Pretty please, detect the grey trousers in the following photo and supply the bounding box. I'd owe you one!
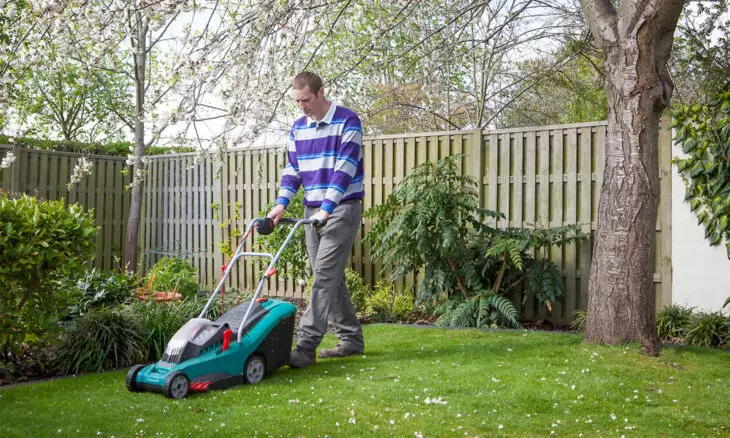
[296,200,364,351]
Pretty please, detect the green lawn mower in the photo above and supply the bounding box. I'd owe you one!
[126,217,322,399]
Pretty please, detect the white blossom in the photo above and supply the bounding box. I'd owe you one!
[1,151,16,169]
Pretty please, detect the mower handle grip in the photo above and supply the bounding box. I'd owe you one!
[257,217,326,235]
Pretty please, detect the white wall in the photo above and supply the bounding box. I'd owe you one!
[671,142,730,312]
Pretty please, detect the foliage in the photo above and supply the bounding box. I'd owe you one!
[571,310,587,332]
[672,83,730,256]
[364,280,414,323]
[54,307,147,374]
[504,41,608,127]
[8,49,134,142]
[436,290,519,329]
[671,1,730,104]
[345,268,369,314]
[363,154,498,301]
[257,189,309,281]
[0,134,194,157]
[71,269,139,315]
[145,257,199,299]
[364,155,585,328]
[481,225,586,312]
[656,304,694,339]
[684,312,730,349]
[0,194,97,354]
[124,299,202,362]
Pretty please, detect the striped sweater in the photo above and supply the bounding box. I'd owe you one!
[275,104,365,214]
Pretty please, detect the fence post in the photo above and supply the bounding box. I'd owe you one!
[10,147,21,193]
[658,111,673,309]
[471,129,484,205]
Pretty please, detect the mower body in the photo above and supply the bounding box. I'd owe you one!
[128,298,296,398]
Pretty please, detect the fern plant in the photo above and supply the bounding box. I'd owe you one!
[364,154,501,304]
[436,290,519,329]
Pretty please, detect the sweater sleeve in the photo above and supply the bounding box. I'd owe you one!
[275,129,301,208]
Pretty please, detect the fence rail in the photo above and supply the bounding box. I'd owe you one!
[0,117,673,323]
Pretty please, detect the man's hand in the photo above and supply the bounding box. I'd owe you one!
[310,209,330,223]
[267,204,286,225]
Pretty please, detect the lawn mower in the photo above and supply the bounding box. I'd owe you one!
[126,217,323,399]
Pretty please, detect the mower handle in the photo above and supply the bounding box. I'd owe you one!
[257,217,326,235]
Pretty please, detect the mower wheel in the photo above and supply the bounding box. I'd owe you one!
[163,371,190,399]
[126,365,145,392]
[244,355,266,384]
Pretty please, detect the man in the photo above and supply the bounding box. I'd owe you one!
[267,71,365,368]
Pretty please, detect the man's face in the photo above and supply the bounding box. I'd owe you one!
[293,86,325,119]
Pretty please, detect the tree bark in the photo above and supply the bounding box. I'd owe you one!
[124,12,149,272]
[580,0,683,356]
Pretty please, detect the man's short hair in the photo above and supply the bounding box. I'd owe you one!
[293,72,323,94]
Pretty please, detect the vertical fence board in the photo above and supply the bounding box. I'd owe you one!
[564,129,579,321]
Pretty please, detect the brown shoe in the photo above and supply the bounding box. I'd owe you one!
[317,344,364,359]
[289,347,316,368]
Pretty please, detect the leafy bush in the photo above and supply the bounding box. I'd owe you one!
[364,155,585,328]
[0,194,97,354]
[54,307,147,374]
[365,280,414,323]
[304,268,370,314]
[345,268,369,314]
[436,291,519,329]
[72,269,139,315]
[145,257,199,298]
[126,299,202,362]
[684,312,730,349]
[656,305,694,339]
[257,189,309,281]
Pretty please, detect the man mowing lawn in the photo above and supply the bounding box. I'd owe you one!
[267,71,365,368]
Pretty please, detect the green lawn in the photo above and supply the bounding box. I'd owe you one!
[1,325,728,437]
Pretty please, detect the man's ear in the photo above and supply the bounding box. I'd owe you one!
[317,87,325,100]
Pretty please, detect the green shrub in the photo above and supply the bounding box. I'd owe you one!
[345,268,369,314]
[125,299,201,362]
[257,189,309,281]
[72,269,139,315]
[146,257,199,299]
[656,305,694,339]
[365,280,414,323]
[305,268,369,313]
[684,312,730,349]
[0,194,97,354]
[54,307,146,374]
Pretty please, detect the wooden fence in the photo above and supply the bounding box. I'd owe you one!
[0,146,131,270]
[0,118,672,322]
[137,118,673,323]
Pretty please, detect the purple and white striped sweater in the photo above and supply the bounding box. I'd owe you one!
[275,104,365,214]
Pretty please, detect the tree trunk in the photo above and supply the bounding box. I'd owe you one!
[580,0,684,356]
[123,13,148,272]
